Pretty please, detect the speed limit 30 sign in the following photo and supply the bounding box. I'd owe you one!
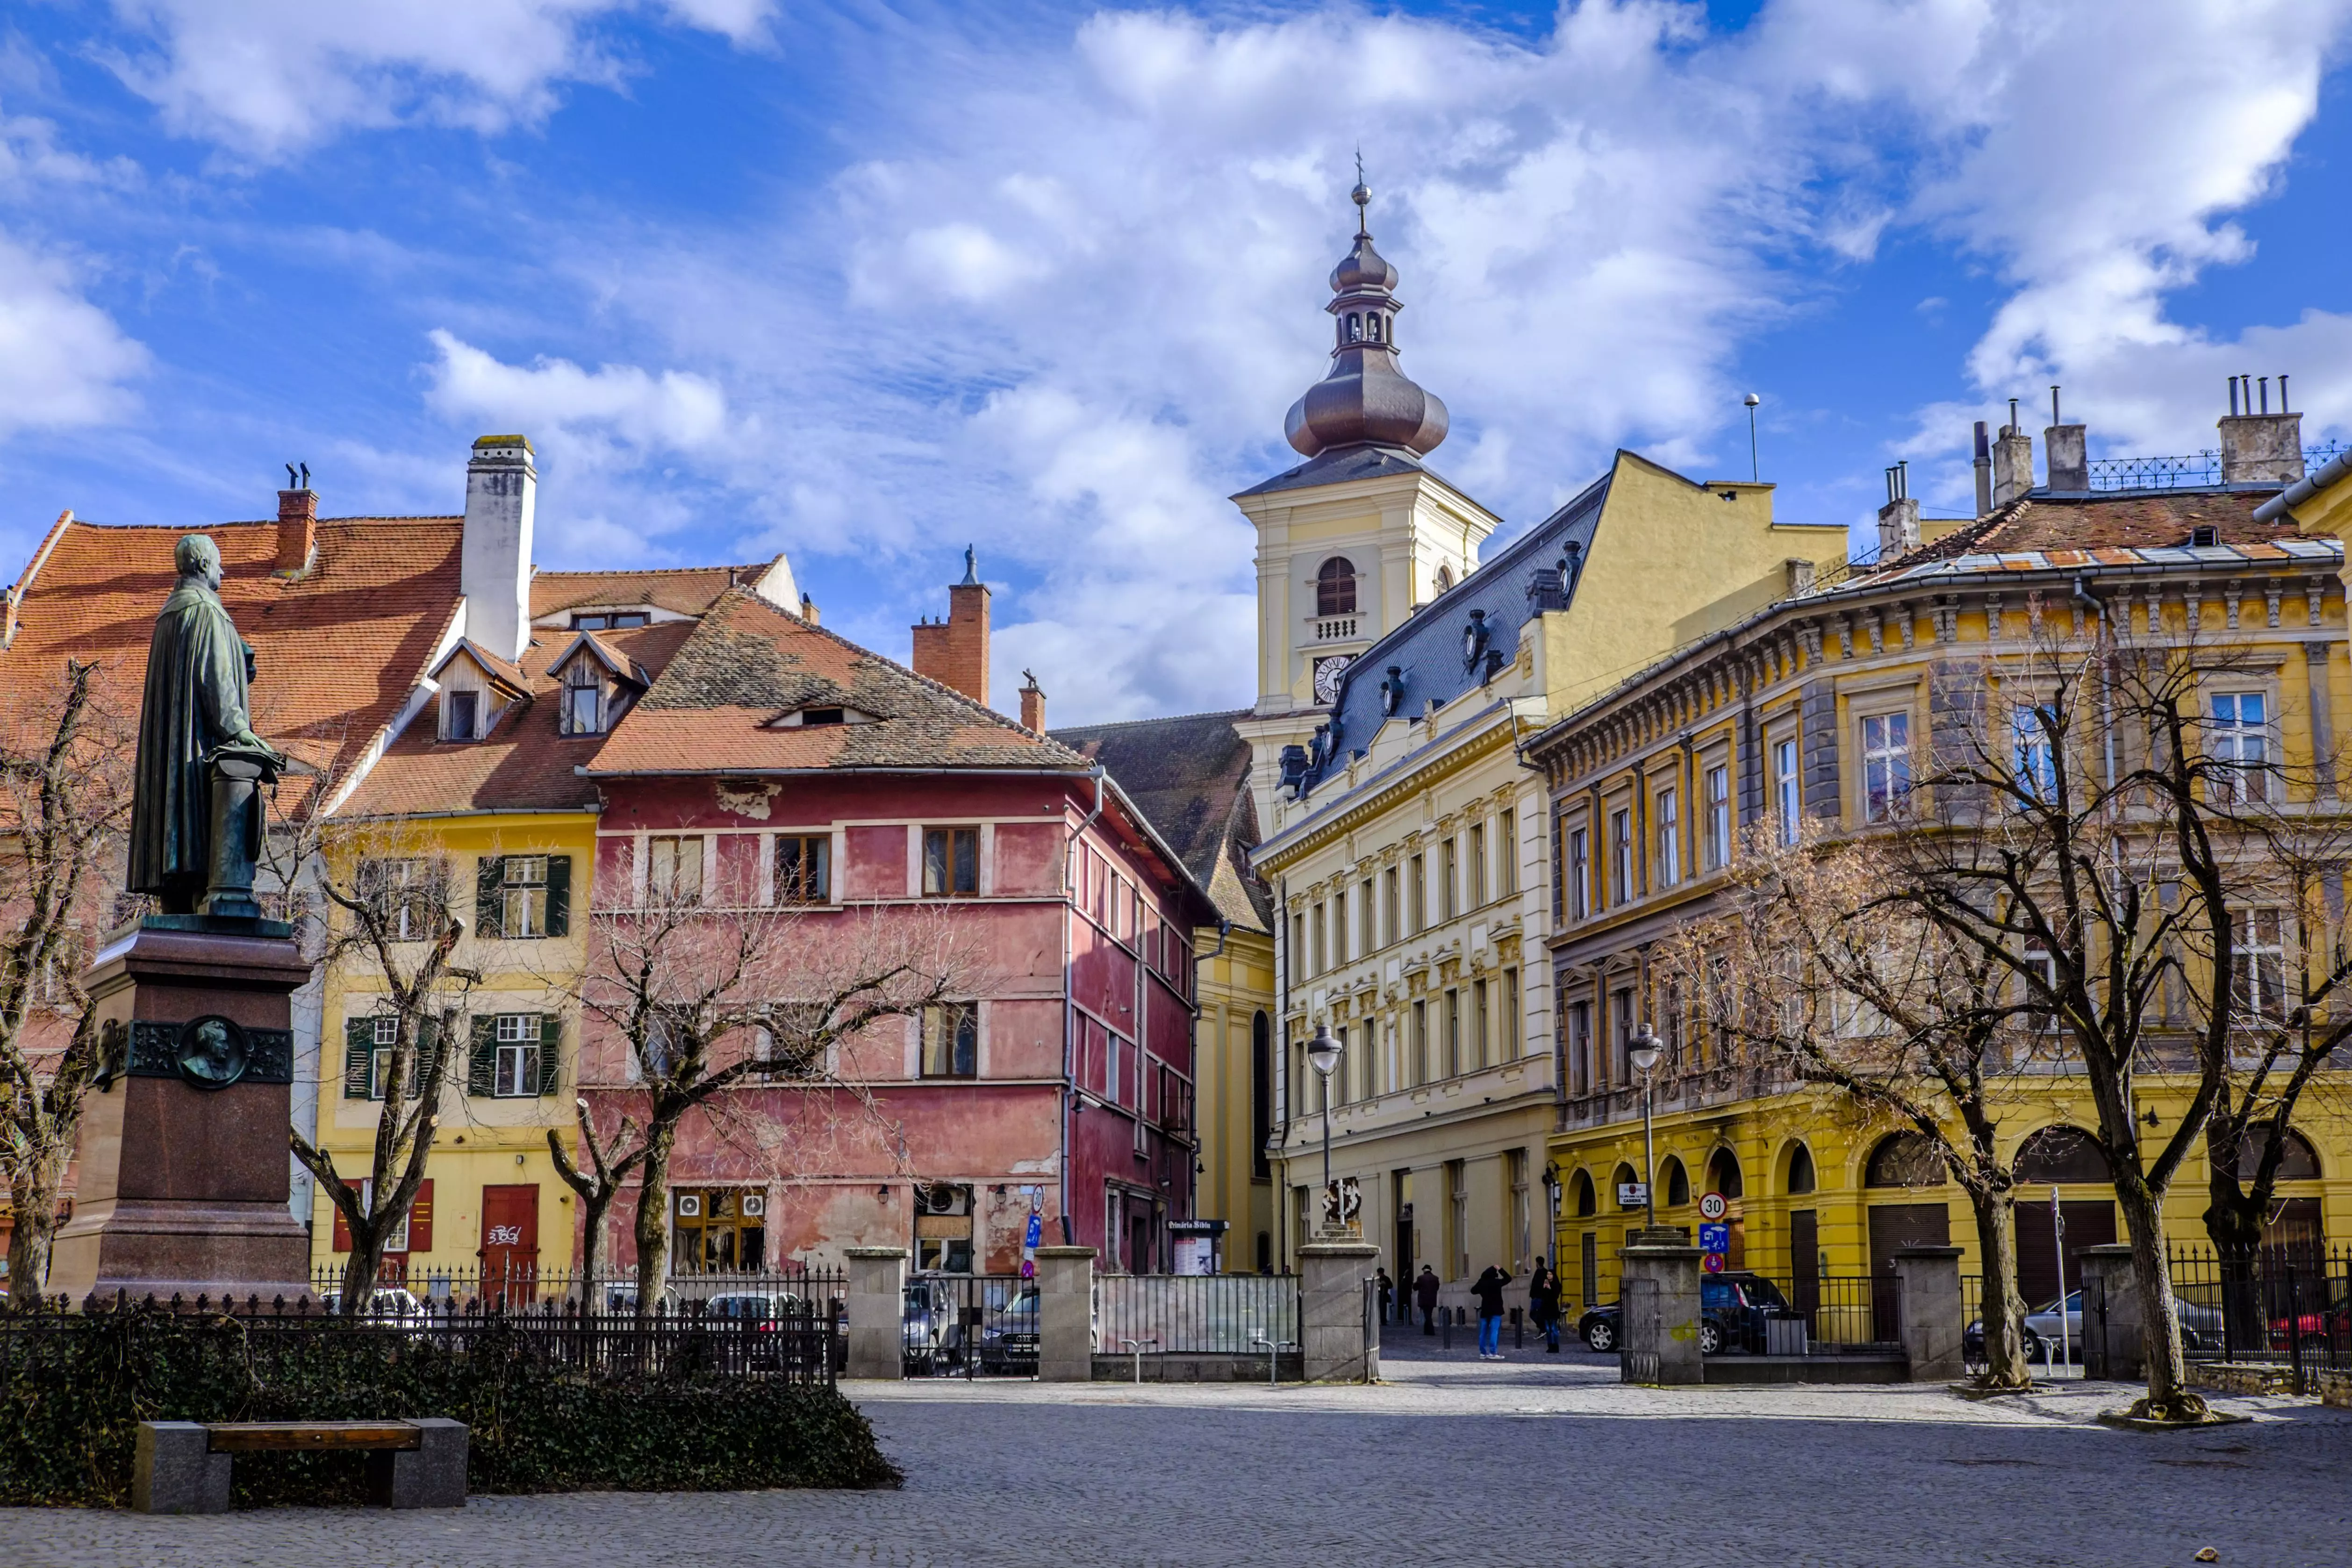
[1699,1192,1728,1221]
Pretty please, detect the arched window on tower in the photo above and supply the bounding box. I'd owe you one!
[1316,557,1357,617]
[1368,314,1384,343]
[1433,565,1454,594]
[1346,313,1362,342]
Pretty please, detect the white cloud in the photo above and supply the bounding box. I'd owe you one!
[0,234,148,438]
[102,0,775,154]
[425,328,729,453]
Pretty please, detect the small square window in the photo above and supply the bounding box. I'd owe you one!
[923,828,980,896]
[775,835,831,904]
[921,1002,978,1077]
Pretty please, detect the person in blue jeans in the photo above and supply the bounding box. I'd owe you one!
[1471,1265,1512,1358]
[1529,1259,1563,1353]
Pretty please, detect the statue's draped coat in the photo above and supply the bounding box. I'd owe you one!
[129,577,255,894]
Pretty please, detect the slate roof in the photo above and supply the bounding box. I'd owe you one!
[1294,467,1611,799]
[531,561,780,619]
[339,620,695,818]
[1234,442,1454,499]
[584,589,1094,775]
[1052,709,1271,930]
[1,512,465,803]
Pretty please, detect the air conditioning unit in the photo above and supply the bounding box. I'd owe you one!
[922,1184,969,1215]
[742,1194,766,1218]
[676,1194,702,1218]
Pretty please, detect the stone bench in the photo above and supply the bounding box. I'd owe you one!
[134,1419,468,1513]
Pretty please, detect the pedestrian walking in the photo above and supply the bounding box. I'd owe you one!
[1528,1258,1562,1353]
[1414,1264,1441,1334]
[1375,1267,1395,1325]
[1471,1264,1512,1358]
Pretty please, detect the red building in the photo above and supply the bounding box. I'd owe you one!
[579,569,1215,1277]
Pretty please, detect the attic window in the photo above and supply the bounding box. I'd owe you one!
[560,659,605,736]
[2190,525,2219,548]
[802,708,846,727]
[572,611,649,630]
[446,690,480,742]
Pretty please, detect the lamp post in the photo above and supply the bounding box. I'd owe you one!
[1628,1026,1662,1233]
[1306,1024,1341,1231]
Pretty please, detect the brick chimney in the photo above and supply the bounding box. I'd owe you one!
[800,593,820,625]
[1991,402,2035,508]
[1876,463,1919,559]
[2219,374,2305,485]
[276,486,317,575]
[911,544,991,707]
[2044,387,2087,492]
[1018,670,1046,733]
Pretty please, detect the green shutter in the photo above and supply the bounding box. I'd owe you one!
[538,1014,561,1095]
[344,1017,374,1098]
[545,857,571,938]
[409,1018,441,1100]
[475,857,504,938]
[468,1016,497,1098]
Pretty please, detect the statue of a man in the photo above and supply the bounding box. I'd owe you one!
[128,535,287,916]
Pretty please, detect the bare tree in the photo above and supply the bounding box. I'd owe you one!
[1658,821,2044,1389]
[575,890,965,1318]
[0,661,134,1297]
[547,1096,645,1303]
[1887,614,2314,1422]
[288,823,477,1313]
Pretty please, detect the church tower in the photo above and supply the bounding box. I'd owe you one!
[1233,178,1499,824]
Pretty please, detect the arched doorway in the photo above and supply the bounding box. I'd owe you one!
[1864,1131,1951,1279]
[2013,1126,2116,1307]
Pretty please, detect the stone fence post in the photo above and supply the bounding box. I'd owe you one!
[1298,1232,1380,1383]
[2078,1243,2141,1381]
[1035,1245,1096,1382]
[1618,1227,1703,1385]
[842,1247,908,1380]
[1893,1245,1965,1382]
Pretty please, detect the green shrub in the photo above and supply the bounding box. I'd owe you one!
[0,1307,900,1506]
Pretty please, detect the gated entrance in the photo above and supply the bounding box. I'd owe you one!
[904,1273,1036,1379]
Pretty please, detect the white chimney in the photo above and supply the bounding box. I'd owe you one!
[461,435,536,663]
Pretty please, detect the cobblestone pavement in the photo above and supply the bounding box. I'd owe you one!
[6,1346,2348,1568]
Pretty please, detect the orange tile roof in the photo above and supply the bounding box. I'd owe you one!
[531,561,780,619]
[584,589,1090,775]
[1882,488,2292,573]
[2,514,465,803]
[341,619,697,817]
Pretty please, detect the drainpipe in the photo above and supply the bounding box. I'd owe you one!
[1060,768,1104,1251]
[1274,871,1291,1274]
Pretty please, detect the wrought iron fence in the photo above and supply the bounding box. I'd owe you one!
[311,1261,845,1316]
[2085,444,2348,493]
[1092,1273,1300,1357]
[904,1273,1035,1378]
[1801,1275,1904,1352]
[2166,1245,2349,1380]
[7,1288,841,1385]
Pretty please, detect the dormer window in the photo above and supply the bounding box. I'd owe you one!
[561,659,606,736]
[447,690,479,742]
[769,703,878,728]
[572,611,649,630]
[801,707,846,726]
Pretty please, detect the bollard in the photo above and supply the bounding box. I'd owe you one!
[1442,1311,1452,1350]
[1513,1306,1523,1350]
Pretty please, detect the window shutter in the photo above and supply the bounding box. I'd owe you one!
[476,857,505,938]
[545,856,571,937]
[538,1014,561,1095]
[407,1178,434,1253]
[468,1016,497,1098]
[343,1018,374,1099]
[409,1019,441,1100]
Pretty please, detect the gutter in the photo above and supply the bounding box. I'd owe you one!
[2253,449,2352,524]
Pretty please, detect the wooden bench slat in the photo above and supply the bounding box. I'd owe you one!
[205,1421,421,1453]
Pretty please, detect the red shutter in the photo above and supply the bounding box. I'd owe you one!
[407,1179,435,1254]
[331,1197,351,1253]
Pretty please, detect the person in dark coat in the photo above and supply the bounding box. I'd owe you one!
[1528,1258,1563,1353]
[1375,1267,1395,1325]
[1471,1265,1513,1358]
[1413,1264,1441,1333]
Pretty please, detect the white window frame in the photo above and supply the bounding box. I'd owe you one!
[1860,709,1913,824]
[2013,704,2059,802]
[1569,827,1591,920]
[2210,690,2273,804]
[1774,737,1801,844]
[1610,808,1632,903]
[492,1012,540,1098]
[1704,764,1731,870]
[1656,787,1681,888]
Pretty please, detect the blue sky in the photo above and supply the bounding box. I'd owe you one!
[4,0,2352,722]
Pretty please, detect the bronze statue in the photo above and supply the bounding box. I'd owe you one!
[128,534,287,918]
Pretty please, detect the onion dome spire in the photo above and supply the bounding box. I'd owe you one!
[1282,170,1448,459]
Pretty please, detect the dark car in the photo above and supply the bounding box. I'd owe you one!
[977,1285,1041,1374]
[1578,1272,1796,1355]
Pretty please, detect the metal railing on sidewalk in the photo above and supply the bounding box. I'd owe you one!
[1093,1273,1299,1357]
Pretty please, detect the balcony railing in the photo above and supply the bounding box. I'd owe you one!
[1314,616,1359,641]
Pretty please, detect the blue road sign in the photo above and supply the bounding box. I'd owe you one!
[1698,1223,1730,1253]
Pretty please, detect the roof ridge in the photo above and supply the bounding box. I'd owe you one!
[1050,707,1252,733]
[536,561,769,580]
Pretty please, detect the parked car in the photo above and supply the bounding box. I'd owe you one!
[1964,1288,2227,1363]
[1577,1272,1797,1355]
[318,1286,432,1334]
[904,1278,956,1372]
[977,1285,1041,1374]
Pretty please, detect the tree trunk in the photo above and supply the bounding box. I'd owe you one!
[1969,1188,2033,1389]
[632,1117,678,1324]
[6,1153,67,1306]
[2116,1172,2208,1423]
[337,1216,387,1317]
[2201,1170,2267,1360]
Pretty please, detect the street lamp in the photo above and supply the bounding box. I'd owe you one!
[1628,1025,1662,1234]
[1306,1024,1342,1227]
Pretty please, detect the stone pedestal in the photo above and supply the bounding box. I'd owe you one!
[48,921,310,1306]
[2079,1243,2142,1381]
[1893,1245,1965,1382]
[1034,1245,1096,1383]
[1298,1229,1378,1383]
[1619,1227,1704,1385]
[841,1247,908,1379]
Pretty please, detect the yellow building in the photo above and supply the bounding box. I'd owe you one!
[1236,190,1845,1310]
[1529,405,2352,1320]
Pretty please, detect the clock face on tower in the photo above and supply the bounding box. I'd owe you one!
[1312,653,1354,706]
